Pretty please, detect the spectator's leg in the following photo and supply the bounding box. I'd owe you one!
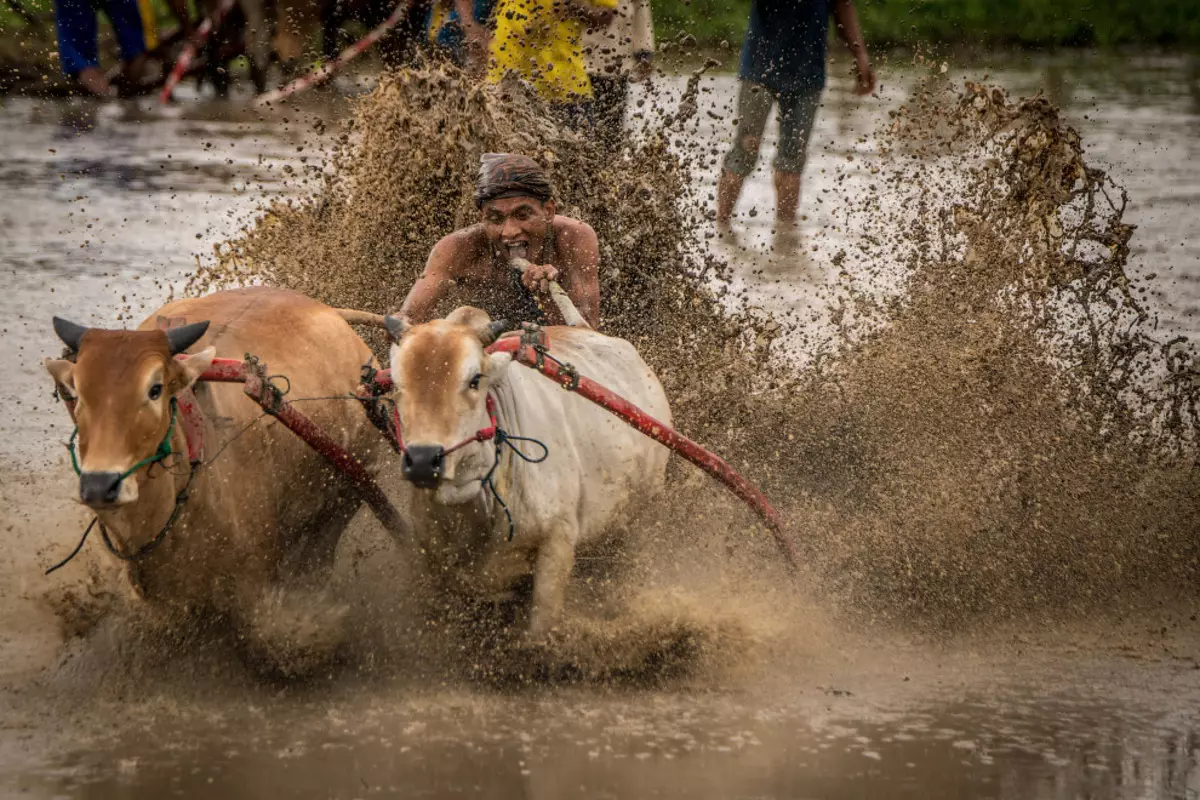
[319,0,345,62]
[275,0,321,71]
[103,0,153,89]
[166,0,193,35]
[55,0,110,94]
[382,0,433,65]
[772,88,821,225]
[717,81,773,225]
[238,0,272,91]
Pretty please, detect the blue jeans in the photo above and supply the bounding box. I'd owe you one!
[55,0,154,76]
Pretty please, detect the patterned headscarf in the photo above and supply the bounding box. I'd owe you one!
[474,153,554,208]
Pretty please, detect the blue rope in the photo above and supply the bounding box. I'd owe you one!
[481,428,549,541]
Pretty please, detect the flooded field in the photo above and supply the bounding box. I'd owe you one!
[1,53,1199,799]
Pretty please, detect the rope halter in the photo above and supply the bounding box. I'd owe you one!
[67,398,180,480]
[391,394,500,456]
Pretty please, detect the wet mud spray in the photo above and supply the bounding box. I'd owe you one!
[80,62,1197,685]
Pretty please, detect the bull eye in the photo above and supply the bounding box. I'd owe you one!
[469,373,483,391]
[148,383,163,401]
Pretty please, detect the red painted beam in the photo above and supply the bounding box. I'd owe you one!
[197,357,248,383]
[242,370,410,542]
[500,339,796,571]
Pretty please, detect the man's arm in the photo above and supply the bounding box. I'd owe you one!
[557,221,601,328]
[832,0,875,96]
[399,234,465,323]
[517,220,600,327]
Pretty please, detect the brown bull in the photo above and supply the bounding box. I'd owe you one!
[44,287,391,673]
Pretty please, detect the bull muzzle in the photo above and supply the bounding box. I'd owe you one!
[402,444,444,489]
[79,471,124,507]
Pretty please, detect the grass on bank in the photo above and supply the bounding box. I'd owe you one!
[2,0,1198,74]
[654,0,1200,50]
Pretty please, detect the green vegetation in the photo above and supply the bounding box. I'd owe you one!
[653,0,1200,50]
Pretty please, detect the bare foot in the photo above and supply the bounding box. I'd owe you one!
[772,223,802,256]
[76,67,116,98]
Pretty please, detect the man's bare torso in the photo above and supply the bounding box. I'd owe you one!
[430,217,579,323]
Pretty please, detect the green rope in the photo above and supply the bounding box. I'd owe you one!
[67,400,179,478]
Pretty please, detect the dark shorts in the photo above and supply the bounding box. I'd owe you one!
[55,0,155,76]
[722,80,822,176]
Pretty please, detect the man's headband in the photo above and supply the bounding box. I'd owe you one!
[475,152,554,208]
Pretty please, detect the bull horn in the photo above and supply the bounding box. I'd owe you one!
[384,315,410,342]
[52,316,89,353]
[166,321,211,355]
[481,319,510,345]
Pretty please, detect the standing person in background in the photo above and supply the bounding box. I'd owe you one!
[54,0,158,96]
[427,0,493,73]
[485,0,615,126]
[583,0,654,149]
[715,0,875,231]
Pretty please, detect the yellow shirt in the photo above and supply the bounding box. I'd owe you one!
[486,0,617,104]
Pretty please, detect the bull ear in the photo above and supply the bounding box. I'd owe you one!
[52,316,88,353]
[166,321,210,355]
[172,346,216,391]
[484,351,513,385]
[384,315,409,342]
[446,307,507,344]
[44,358,77,399]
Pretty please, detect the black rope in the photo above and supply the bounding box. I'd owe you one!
[200,394,359,470]
[532,344,581,390]
[43,463,196,574]
[481,428,549,541]
[199,410,269,469]
[44,517,97,575]
[99,463,196,562]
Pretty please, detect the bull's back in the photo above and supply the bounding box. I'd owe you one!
[512,327,671,538]
[541,327,672,425]
[145,287,373,380]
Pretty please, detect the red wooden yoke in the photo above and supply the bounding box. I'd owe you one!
[192,356,410,541]
[61,344,792,571]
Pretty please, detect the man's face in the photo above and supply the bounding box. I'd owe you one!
[481,195,556,261]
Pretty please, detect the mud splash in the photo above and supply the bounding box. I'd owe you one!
[185,62,1200,652]
[792,79,1200,624]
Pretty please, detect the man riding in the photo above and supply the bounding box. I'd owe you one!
[399,153,601,328]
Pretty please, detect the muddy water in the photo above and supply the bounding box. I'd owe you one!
[2,53,1200,798]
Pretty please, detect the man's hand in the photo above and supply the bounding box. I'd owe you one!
[521,263,560,294]
[854,57,876,95]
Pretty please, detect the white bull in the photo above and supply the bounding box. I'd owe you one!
[386,307,671,636]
